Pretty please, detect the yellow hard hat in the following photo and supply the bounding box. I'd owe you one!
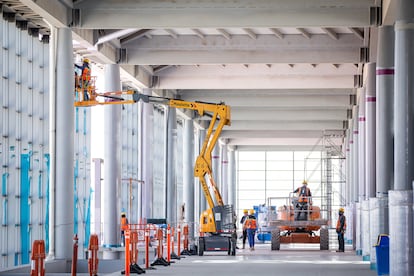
[243,209,248,213]
[121,212,126,216]
[339,207,345,213]
[302,180,308,185]
[249,209,255,215]
[83,58,90,63]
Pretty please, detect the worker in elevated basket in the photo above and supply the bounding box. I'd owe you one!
[245,209,257,251]
[336,207,347,252]
[293,180,312,220]
[75,58,91,101]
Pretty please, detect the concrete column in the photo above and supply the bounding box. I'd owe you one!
[92,158,103,242]
[227,146,236,208]
[198,129,207,213]
[365,63,376,198]
[183,119,195,240]
[389,190,413,275]
[361,200,370,261]
[103,64,121,258]
[352,107,359,203]
[355,202,362,255]
[376,26,395,197]
[358,88,366,202]
[54,27,74,260]
[376,26,394,238]
[212,144,220,196]
[394,0,414,191]
[166,107,177,225]
[141,88,153,220]
[220,141,229,203]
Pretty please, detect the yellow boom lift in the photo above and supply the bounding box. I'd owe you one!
[75,89,236,256]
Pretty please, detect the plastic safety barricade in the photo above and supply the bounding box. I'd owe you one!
[180,224,192,255]
[88,234,99,276]
[31,240,45,276]
[151,227,170,266]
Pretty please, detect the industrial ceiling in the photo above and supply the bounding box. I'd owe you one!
[1,0,396,151]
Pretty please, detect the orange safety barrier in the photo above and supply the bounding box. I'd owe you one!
[31,240,45,276]
[123,224,146,274]
[166,225,171,263]
[151,227,169,266]
[177,226,181,258]
[124,230,130,276]
[88,234,99,276]
[170,226,180,260]
[181,224,192,255]
[71,234,78,276]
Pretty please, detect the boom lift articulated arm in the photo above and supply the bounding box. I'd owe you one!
[136,94,231,211]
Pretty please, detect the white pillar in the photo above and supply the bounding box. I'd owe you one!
[103,64,121,258]
[183,119,195,240]
[55,27,74,260]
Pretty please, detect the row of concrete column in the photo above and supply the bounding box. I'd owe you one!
[52,27,236,260]
[346,2,414,274]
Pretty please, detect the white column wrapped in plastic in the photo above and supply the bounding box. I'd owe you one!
[357,88,366,202]
[361,200,370,260]
[352,107,359,203]
[141,88,153,219]
[220,141,229,203]
[389,190,413,275]
[166,107,177,225]
[54,27,74,260]
[369,198,380,269]
[365,63,376,199]
[355,202,362,255]
[376,26,394,199]
[227,147,236,208]
[394,1,414,191]
[183,119,195,240]
[103,64,121,258]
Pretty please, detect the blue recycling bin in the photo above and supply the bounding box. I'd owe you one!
[374,234,389,275]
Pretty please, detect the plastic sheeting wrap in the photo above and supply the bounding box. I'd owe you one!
[369,198,380,267]
[355,202,362,254]
[389,190,413,276]
[361,200,370,259]
[345,204,353,243]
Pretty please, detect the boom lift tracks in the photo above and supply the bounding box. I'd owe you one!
[75,90,237,256]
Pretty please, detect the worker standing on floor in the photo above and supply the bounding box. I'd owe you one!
[336,208,347,252]
[245,209,257,251]
[120,212,129,246]
[240,209,249,249]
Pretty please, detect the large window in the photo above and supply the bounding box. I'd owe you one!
[236,150,344,226]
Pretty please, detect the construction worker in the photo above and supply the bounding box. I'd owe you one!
[245,209,257,251]
[293,180,312,220]
[120,212,129,246]
[336,207,347,252]
[240,209,249,249]
[75,58,91,101]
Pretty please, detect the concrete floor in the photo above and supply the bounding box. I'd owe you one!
[121,243,377,276]
[0,239,378,276]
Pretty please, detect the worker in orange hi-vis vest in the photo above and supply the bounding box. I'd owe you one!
[245,209,257,251]
[336,208,347,252]
[120,212,129,246]
[293,180,312,220]
[75,58,91,101]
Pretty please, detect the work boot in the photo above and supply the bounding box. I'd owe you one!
[242,244,245,249]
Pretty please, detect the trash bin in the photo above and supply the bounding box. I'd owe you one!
[374,234,389,276]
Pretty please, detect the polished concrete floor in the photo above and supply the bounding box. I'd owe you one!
[1,237,378,276]
[117,243,377,276]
